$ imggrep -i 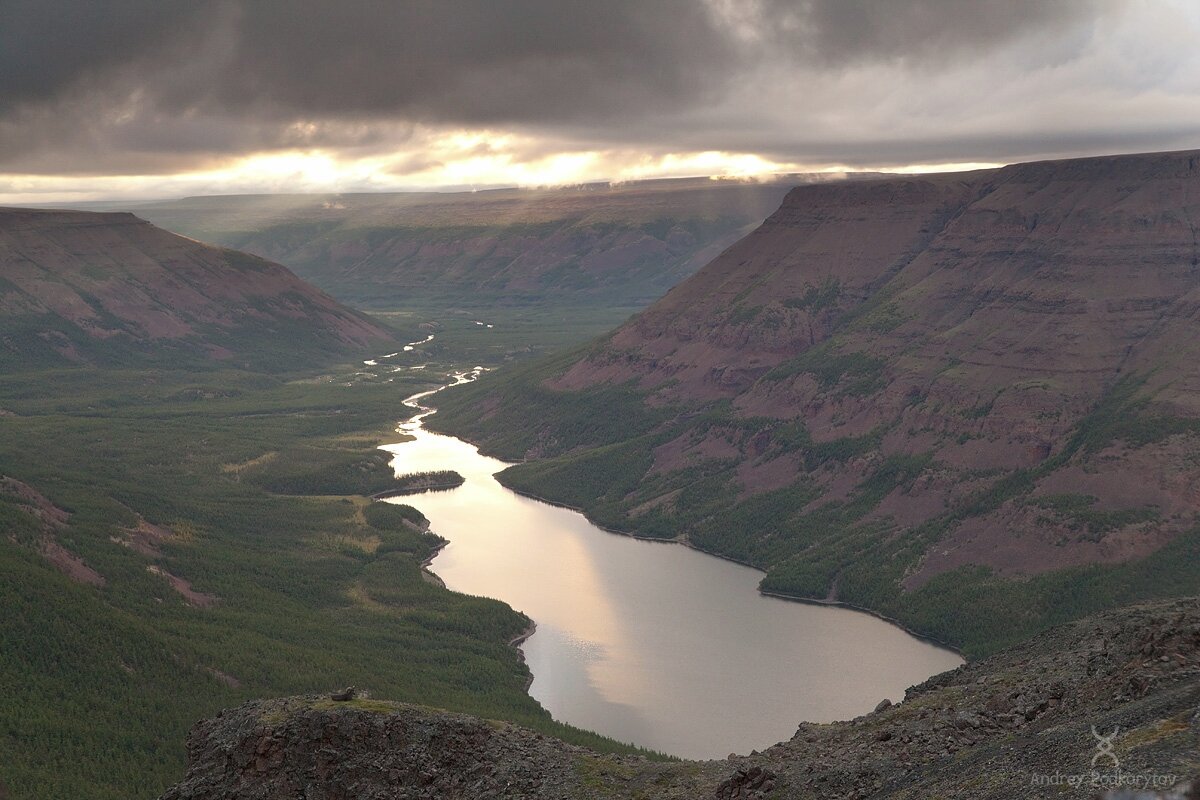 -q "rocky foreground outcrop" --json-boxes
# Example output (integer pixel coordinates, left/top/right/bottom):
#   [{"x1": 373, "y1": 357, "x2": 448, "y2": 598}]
[
  {"x1": 162, "y1": 598, "x2": 1200, "y2": 799},
  {"x1": 0, "y1": 208, "x2": 395, "y2": 367}
]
